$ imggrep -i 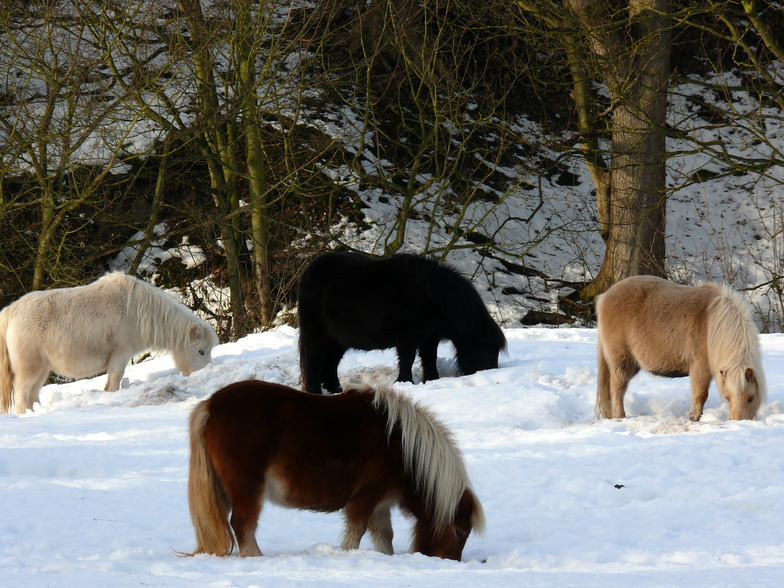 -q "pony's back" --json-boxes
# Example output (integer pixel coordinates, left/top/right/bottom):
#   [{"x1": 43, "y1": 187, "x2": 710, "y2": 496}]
[
  {"x1": 299, "y1": 252, "x2": 501, "y2": 333},
  {"x1": 597, "y1": 276, "x2": 719, "y2": 368}
]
